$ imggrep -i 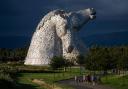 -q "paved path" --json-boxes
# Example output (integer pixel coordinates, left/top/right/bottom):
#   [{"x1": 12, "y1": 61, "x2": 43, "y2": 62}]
[{"x1": 58, "y1": 78, "x2": 114, "y2": 89}]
